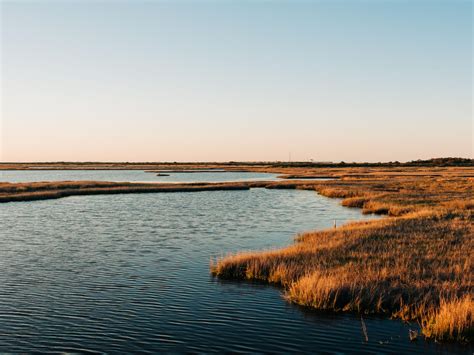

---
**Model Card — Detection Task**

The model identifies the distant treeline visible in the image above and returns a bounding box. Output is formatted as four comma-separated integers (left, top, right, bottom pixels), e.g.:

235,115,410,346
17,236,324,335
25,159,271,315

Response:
265,157,474,168
2,157,473,167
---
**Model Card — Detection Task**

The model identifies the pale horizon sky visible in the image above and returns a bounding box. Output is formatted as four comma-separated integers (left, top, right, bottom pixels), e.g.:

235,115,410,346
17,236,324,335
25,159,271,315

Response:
1,0,472,163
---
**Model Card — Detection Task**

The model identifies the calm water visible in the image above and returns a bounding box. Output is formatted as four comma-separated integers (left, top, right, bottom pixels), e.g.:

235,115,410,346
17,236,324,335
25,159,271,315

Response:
1,173,470,353
0,169,278,183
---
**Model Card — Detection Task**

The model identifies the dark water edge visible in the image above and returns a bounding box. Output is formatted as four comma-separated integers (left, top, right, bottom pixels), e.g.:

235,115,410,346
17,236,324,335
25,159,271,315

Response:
212,279,472,354
0,180,471,353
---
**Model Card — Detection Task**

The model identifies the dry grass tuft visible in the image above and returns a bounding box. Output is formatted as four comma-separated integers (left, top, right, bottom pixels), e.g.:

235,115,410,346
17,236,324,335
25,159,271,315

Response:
422,295,473,342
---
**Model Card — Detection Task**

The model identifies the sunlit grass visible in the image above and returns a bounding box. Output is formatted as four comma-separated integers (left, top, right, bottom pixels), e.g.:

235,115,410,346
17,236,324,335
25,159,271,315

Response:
211,171,474,342
2,164,473,342
421,295,473,342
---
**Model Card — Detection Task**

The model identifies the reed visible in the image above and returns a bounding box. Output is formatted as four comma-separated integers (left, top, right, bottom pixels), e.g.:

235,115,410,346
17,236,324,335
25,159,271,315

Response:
422,295,473,342
211,171,474,342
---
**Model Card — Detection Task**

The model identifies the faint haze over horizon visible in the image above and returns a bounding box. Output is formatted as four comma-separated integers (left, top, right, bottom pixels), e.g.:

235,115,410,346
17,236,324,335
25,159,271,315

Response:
1,0,472,163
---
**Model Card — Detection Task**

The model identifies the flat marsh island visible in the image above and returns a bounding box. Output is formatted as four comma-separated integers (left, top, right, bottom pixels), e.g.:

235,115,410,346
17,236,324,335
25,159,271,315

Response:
2,161,473,343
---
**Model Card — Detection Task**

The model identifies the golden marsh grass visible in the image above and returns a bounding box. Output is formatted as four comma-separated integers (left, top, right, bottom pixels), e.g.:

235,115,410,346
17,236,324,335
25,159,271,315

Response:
2,163,473,342
211,170,474,342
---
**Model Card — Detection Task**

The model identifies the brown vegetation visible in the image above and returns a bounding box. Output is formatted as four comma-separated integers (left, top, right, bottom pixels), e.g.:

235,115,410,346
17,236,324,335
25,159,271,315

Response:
2,164,473,342
211,171,474,343
0,180,320,203
0,181,253,203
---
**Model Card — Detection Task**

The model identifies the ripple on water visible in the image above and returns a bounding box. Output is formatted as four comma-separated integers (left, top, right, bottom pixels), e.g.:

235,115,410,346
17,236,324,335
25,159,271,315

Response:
1,187,472,354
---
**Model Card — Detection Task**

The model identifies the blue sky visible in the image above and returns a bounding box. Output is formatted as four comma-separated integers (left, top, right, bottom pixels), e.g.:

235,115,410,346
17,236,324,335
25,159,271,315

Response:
1,0,472,162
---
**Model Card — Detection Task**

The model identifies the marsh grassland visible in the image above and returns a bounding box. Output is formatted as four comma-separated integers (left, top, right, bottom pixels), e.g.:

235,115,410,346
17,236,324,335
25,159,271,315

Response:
211,169,473,342
0,181,254,202
2,162,473,342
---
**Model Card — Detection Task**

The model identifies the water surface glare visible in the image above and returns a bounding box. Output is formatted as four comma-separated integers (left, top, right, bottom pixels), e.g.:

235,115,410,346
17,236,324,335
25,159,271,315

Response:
1,186,469,353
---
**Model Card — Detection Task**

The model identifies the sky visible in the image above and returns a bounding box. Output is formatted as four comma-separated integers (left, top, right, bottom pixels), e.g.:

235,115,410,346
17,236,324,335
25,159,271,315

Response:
1,0,472,162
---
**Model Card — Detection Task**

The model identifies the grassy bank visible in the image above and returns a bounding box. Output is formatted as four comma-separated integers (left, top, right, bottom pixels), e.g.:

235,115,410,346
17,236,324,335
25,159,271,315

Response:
0,181,253,203
0,180,315,203
211,173,474,343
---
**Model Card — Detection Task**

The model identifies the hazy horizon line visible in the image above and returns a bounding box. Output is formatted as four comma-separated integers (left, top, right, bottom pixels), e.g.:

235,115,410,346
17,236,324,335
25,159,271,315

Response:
1,157,472,165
